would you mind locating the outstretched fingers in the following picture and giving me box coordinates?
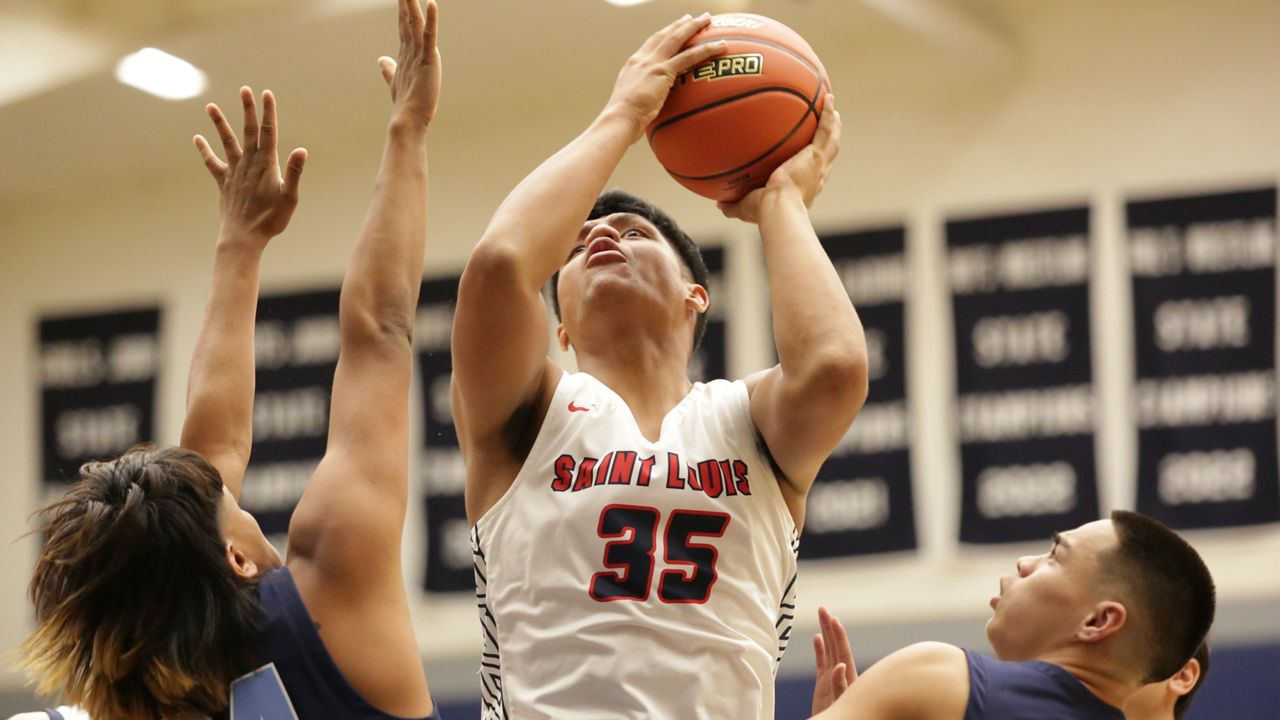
[397,0,412,44]
[819,606,857,683]
[422,0,438,53]
[240,86,260,154]
[379,56,398,92]
[831,663,851,695]
[404,0,425,37]
[815,633,829,670]
[260,89,279,155]
[206,102,241,165]
[192,134,227,182]
[283,147,308,201]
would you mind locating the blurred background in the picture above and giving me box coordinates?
[2,0,1279,717]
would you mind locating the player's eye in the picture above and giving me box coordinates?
[567,244,586,260]
[623,227,646,238]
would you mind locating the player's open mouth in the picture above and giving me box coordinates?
[585,237,626,266]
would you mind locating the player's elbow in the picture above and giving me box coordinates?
[339,301,415,353]
[805,348,869,415]
[463,240,528,289]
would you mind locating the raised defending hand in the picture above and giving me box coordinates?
[378,0,442,127]
[194,87,307,243]
[811,606,858,715]
[605,13,727,142]
[717,93,842,224]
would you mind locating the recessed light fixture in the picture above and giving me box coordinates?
[603,0,653,6]
[114,48,207,101]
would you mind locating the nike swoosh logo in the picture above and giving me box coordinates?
[568,401,591,413]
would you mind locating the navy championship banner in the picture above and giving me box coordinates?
[417,275,470,592]
[689,245,727,383]
[39,307,161,488]
[240,288,341,536]
[803,227,916,557]
[947,207,1100,543]
[1128,187,1280,528]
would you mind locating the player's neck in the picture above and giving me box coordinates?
[576,333,693,439]
[1038,649,1137,710]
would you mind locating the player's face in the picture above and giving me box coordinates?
[218,485,283,576]
[557,212,696,343]
[986,519,1119,662]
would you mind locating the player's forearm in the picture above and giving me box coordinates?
[340,120,429,339]
[759,188,868,395]
[180,236,264,495]
[473,107,638,287]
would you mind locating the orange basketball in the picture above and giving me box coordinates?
[647,14,830,203]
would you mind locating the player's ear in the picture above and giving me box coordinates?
[556,323,572,352]
[1168,658,1201,696]
[225,541,258,580]
[1078,600,1126,643]
[685,283,708,316]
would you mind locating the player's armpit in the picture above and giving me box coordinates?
[811,641,970,720]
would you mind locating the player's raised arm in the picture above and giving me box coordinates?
[727,95,868,514]
[283,0,438,716]
[181,87,306,498]
[451,14,726,516]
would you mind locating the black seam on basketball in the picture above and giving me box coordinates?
[686,35,822,78]
[651,85,812,136]
[657,89,818,182]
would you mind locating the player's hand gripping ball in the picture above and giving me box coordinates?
[647,13,830,203]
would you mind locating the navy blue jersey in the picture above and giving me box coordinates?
[220,567,440,720]
[964,650,1124,720]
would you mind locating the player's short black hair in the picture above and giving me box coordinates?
[1104,511,1216,684]
[549,189,709,351]
[1173,641,1210,720]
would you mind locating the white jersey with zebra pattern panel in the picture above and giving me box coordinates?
[472,371,799,720]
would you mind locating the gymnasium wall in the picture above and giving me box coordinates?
[2,0,1279,714]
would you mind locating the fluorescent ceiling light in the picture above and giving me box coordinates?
[603,0,653,6]
[115,48,207,101]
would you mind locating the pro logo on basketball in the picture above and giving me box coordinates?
[690,54,764,83]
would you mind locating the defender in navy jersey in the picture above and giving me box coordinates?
[811,512,1214,720]
[453,13,867,720]
[17,3,441,718]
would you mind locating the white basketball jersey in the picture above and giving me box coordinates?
[472,371,799,720]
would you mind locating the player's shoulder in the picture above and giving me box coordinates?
[880,641,969,674]
[863,642,970,712]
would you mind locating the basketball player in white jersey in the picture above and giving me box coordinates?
[451,13,867,719]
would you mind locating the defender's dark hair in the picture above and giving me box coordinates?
[550,189,710,351]
[18,445,260,719]
[1173,641,1210,720]
[1105,510,1216,684]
